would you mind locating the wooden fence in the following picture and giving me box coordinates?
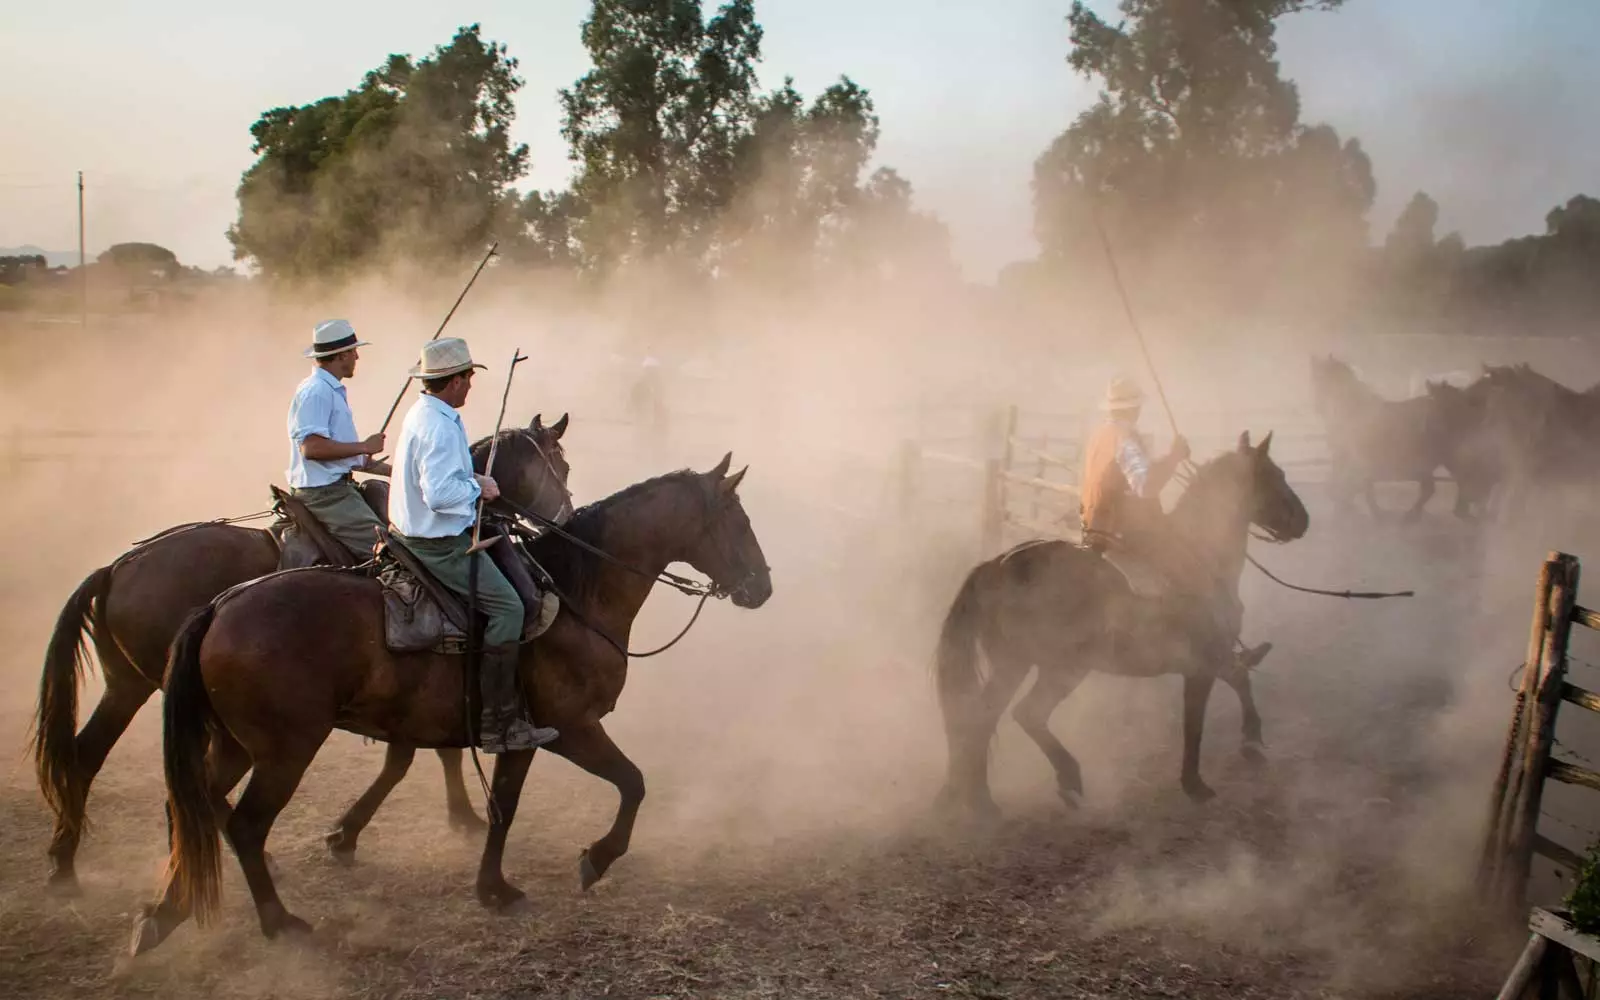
[895,404,1334,560]
[1482,552,1600,911]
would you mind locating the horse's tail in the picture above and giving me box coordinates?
[163,603,224,926]
[934,562,991,738]
[32,565,113,835]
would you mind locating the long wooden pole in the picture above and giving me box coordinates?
[376,242,499,439]
[77,171,86,328]
[467,348,527,554]
[1088,201,1180,441]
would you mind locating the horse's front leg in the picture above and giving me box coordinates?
[1404,473,1435,522]
[474,749,536,912]
[1180,674,1217,802]
[546,722,644,891]
[1221,669,1266,764]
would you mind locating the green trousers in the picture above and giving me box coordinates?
[392,531,524,646]
[291,479,383,561]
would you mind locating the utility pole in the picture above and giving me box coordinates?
[77,171,87,327]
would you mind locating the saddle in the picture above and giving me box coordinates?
[374,528,472,655]
[270,480,390,571]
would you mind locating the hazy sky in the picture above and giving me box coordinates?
[3,0,1595,276]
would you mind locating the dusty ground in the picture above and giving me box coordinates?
[0,488,1538,999]
[0,313,1579,998]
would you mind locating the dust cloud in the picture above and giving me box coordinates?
[4,228,1599,998]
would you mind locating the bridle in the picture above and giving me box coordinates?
[510,429,574,525]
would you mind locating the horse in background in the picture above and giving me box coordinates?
[1468,363,1600,517]
[1309,355,1483,520]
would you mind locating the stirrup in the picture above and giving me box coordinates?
[479,716,559,754]
[522,591,560,642]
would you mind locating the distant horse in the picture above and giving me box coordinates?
[1309,355,1473,520]
[32,414,572,892]
[934,432,1308,814]
[1470,364,1600,516]
[131,455,771,953]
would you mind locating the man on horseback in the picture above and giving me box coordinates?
[391,337,558,754]
[287,319,389,562]
[1080,376,1271,672]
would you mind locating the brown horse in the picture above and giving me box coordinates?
[1469,363,1600,517]
[1308,355,1472,520]
[32,414,572,891]
[131,455,771,953]
[934,432,1308,815]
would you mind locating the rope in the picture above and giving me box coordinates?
[1244,550,1414,600]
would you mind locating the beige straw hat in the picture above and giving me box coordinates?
[304,318,369,359]
[408,337,487,379]
[1100,375,1145,412]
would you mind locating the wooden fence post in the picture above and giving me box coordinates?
[980,458,1003,559]
[1502,552,1581,910]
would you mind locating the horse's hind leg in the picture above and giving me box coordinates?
[48,674,153,890]
[325,743,416,862]
[437,748,488,832]
[134,732,253,953]
[545,723,645,893]
[939,653,1032,823]
[1180,674,1218,802]
[228,746,322,940]
[1011,666,1089,808]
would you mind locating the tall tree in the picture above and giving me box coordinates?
[559,0,764,269]
[229,25,528,281]
[1033,0,1372,298]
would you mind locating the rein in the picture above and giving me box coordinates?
[498,496,760,659]
[1245,530,1415,600]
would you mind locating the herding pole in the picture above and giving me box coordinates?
[376,242,500,438]
[78,171,86,328]
[467,348,529,554]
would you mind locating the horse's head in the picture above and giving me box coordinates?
[1236,430,1309,543]
[686,453,772,609]
[1309,354,1366,417]
[473,412,574,525]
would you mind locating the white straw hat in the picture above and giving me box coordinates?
[408,337,487,379]
[1100,375,1145,412]
[304,318,369,359]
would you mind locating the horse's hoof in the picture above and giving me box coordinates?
[1182,779,1217,803]
[46,870,82,897]
[1240,743,1267,766]
[476,883,527,912]
[1058,788,1084,811]
[579,853,602,892]
[449,811,489,835]
[266,913,314,941]
[128,912,165,957]
[324,831,357,866]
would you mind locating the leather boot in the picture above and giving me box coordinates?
[485,531,561,641]
[477,643,558,754]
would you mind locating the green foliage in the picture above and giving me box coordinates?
[1033,0,1370,295]
[0,254,48,286]
[98,243,181,283]
[228,24,528,281]
[1567,842,1600,934]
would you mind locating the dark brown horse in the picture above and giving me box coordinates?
[131,455,770,952]
[1468,363,1600,517]
[934,432,1308,815]
[1309,355,1475,520]
[32,414,572,891]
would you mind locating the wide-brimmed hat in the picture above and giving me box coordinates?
[408,337,487,380]
[304,318,369,359]
[1100,375,1145,412]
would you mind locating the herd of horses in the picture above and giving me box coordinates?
[22,355,1591,958]
[1311,356,1600,521]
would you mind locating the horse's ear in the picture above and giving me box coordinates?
[1237,430,1252,452]
[719,465,748,496]
[1257,430,1273,457]
[530,413,544,432]
[551,413,569,439]
[709,452,733,480]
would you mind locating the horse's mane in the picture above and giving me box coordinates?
[526,469,702,603]
[1169,449,1250,522]
[470,427,557,473]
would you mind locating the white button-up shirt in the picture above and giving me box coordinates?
[286,367,367,488]
[391,392,481,538]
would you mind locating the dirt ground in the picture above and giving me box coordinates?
[0,315,1585,998]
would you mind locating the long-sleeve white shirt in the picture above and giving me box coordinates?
[391,393,481,538]
[285,367,367,487]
